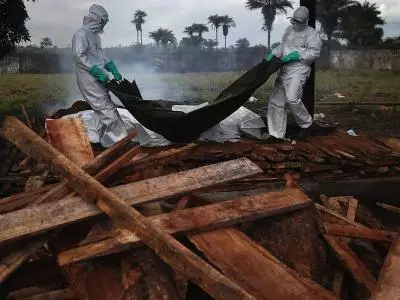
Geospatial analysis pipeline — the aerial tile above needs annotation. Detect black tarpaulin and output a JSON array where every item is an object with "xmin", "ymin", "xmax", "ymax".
[{"xmin": 106, "ymin": 57, "xmax": 283, "ymax": 143}]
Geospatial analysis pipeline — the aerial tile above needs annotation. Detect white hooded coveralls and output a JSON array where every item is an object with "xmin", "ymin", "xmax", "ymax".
[
  {"xmin": 267, "ymin": 10, "xmax": 322, "ymax": 139},
  {"xmin": 72, "ymin": 5, "xmax": 129, "ymax": 147}
]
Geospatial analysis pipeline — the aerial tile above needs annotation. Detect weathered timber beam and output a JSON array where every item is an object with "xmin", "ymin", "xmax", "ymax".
[
  {"xmin": 189, "ymin": 228, "xmax": 336, "ymax": 300},
  {"xmin": 324, "ymin": 223, "xmax": 398, "ymax": 243},
  {"xmin": 0, "ymin": 157, "xmax": 260, "ymax": 243},
  {"xmin": 1, "ymin": 116, "xmax": 259, "ymax": 300},
  {"xmin": 323, "ymin": 234, "xmax": 378, "ymax": 292},
  {"xmin": 58, "ymin": 188, "xmax": 312, "ymax": 265},
  {"xmin": 32, "ymin": 129, "xmax": 139, "ymax": 207},
  {"xmin": 372, "ymin": 241, "xmax": 400, "ymax": 300},
  {"xmin": 376, "ymin": 202, "xmax": 400, "ymax": 215}
]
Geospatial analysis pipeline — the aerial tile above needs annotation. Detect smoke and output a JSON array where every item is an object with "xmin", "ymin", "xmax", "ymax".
[{"xmin": 116, "ymin": 61, "xmax": 189, "ymax": 103}]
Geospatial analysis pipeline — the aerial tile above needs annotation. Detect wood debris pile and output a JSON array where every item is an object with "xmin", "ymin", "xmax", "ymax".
[{"xmin": 0, "ymin": 116, "xmax": 399, "ymax": 300}]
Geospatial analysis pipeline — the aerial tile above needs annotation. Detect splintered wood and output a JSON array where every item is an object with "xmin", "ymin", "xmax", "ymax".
[
  {"xmin": 1, "ymin": 115, "xmax": 400, "ymax": 300},
  {"xmin": 58, "ymin": 188, "xmax": 312, "ymax": 265},
  {"xmin": 45, "ymin": 119, "xmax": 94, "ymax": 167}
]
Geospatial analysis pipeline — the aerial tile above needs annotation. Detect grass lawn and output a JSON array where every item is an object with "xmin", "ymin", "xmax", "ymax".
[{"xmin": 1, "ymin": 70, "xmax": 400, "ymax": 136}]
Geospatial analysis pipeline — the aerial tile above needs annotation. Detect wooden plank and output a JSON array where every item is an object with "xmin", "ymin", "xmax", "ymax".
[
  {"xmin": 0, "ymin": 238, "xmax": 47, "ymax": 283},
  {"xmin": 316, "ymin": 203, "xmax": 364, "ymax": 228},
  {"xmin": 323, "ymin": 234, "xmax": 378, "ymax": 292},
  {"xmin": 372, "ymin": 241, "xmax": 400, "ymax": 300},
  {"xmin": 376, "ymin": 202, "xmax": 400, "ymax": 215},
  {"xmin": 45, "ymin": 118, "xmax": 94, "ymax": 167},
  {"xmin": 0, "ymin": 158, "xmax": 261, "ymax": 243},
  {"xmin": 1, "ymin": 116, "xmax": 258, "ymax": 300},
  {"xmin": 332, "ymin": 198, "xmax": 358, "ymax": 296},
  {"xmin": 58, "ymin": 188, "xmax": 312, "ymax": 265},
  {"xmin": 3, "ymin": 130, "xmax": 139, "ymax": 210},
  {"xmin": 324, "ymin": 223, "xmax": 398, "ymax": 243},
  {"xmin": 0, "ymin": 184, "xmax": 57, "ymax": 214},
  {"xmin": 189, "ymin": 228, "xmax": 336, "ymax": 300},
  {"xmin": 14, "ymin": 288, "xmax": 77, "ymax": 300}
]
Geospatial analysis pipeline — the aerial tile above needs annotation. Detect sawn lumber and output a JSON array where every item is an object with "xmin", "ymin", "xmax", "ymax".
[
  {"xmin": 1, "ymin": 116, "xmax": 260, "ymax": 300},
  {"xmin": 372, "ymin": 241, "xmax": 400, "ymax": 300},
  {"xmin": 58, "ymin": 188, "xmax": 312, "ymax": 265},
  {"xmin": 189, "ymin": 227, "xmax": 336, "ymax": 300},
  {"xmin": 0, "ymin": 156, "xmax": 260, "ymax": 244},
  {"xmin": 324, "ymin": 223, "xmax": 398, "ymax": 242}
]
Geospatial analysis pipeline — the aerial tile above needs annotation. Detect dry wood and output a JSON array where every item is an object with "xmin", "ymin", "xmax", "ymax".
[
  {"xmin": 31, "ymin": 129, "xmax": 139, "ymax": 207},
  {"xmin": 372, "ymin": 241, "xmax": 400, "ymax": 300},
  {"xmin": 58, "ymin": 188, "xmax": 312, "ymax": 265},
  {"xmin": 323, "ymin": 234, "xmax": 378, "ymax": 292},
  {"xmin": 0, "ymin": 238, "xmax": 47, "ymax": 283},
  {"xmin": 0, "ymin": 184, "xmax": 57, "ymax": 214},
  {"xmin": 0, "ymin": 158, "xmax": 260, "ymax": 243},
  {"xmin": 20, "ymin": 104, "xmax": 33, "ymax": 128},
  {"xmin": 316, "ymin": 203, "xmax": 364, "ymax": 228},
  {"xmin": 324, "ymin": 223, "xmax": 398, "ymax": 242},
  {"xmin": 12, "ymin": 288, "xmax": 77, "ymax": 300},
  {"xmin": 332, "ymin": 197, "xmax": 358, "ymax": 296},
  {"xmin": 45, "ymin": 118, "xmax": 94, "ymax": 167},
  {"xmin": 376, "ymin": 202, "xmax": 400, "ymax": 215},
  {"xmin": 189, "ymin": 228, "xmax": 336, "ymax": 300},
  {"xmin": 1, "ymin": 116, "xmax": 259, "ymax": 300}
]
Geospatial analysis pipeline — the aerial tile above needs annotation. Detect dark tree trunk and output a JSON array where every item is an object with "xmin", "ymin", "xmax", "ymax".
[
  {"xmin": 267, "ymin": 30, "xmax": 271, "ymax": 52},
  {"xmin": 140, "ymin": 30, "xmax": 143, "ymax": 45},
  {"xmin": 224, "ymin": 36, "xmax": 227, "ymax": 49},
  {"xmin": 300, "ymin": 0, "xmax": 316, "ymax": 117}
]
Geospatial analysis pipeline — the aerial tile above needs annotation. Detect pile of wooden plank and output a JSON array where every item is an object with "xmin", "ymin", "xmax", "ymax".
[{"xmin": 0, "ymin": 116, "xmax": 399, "ymax": 300}]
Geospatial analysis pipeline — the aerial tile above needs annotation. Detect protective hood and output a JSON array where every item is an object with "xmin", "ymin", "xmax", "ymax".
[
  {"xmin": 83, "ymin": 4, "xmax": 109, "ymax": 33},
  {"xmin": 290, "ymin": 6, "xmax": 309, "ymax": 31}
]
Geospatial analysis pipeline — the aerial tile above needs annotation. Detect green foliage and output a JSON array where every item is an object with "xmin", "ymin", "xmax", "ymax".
[
  {"xmin": 220, "ymin": 15, "xmax": 236, "ymax": 48},
  {"xmin": 149, "ymin": 28, "xmax": 177, "ymax": 47},
  {"xmin": 208, "ymin": 14, "xmax": 226, "ymax": 45},
  {"xmin": 245, "ymin": 0, "xmax": 293, "ymax": 50},
  {"xmin": 131, "ymin": 10, "xmax": 147, "ymax": 45},
  {"xmin": 40, "ymin": 37, "xmax": 53, "ymax": 48},
  {"xmin": 335, "ymin": 1, "xmax": 385, "ymax": 47},
  {"xmin": 0, "ymin": 0, "xmax": 33, "ymax": 59},
  {"xmin": 316, "ymin": 0, "xmax": 356, "ymax": 43},
  {"xmin": 235, "ymin": 38, "xmax": 251, "ymax": 48}
]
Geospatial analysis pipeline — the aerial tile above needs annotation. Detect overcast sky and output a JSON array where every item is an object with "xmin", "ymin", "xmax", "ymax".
[{"xmin": 25, "ymin": 0, "xmax": 400, "ymax": 48}]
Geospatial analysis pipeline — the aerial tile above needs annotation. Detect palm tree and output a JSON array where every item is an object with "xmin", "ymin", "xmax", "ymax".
[
  {"xmin": 220, "ymin": 15, "xmax": 236, "ymax": 49},
  {"xmin": 183, "ymin": 25, "xmax": 195, "ymax": 48},
  {"xmin": 40, "ymin": 37, "xmax": 53, "ymax": 48},
  {"xmin": 203, "ymin": 39, "xmax": 218, "ymax": 50},
  {"xmin": 149, "ymin": 28, "xmax": 177, "ymax": 47},
  {"xmin": 192, "ymin": 23, "xmax": 209, "ymax": 39},
  {"xmin": 208, "ymin": 14, "xmax": 225, "ymax": 46},
  {"xmin": 336, "ymin": 1, "xmax": 385, "ymax": 47},
  {"xmin": 316, "ymin": 0, "xmax": 356, "ymax": 50},
  {"xmin": 183, "ymin": 25, "xmax": 195, "ymax": 39},
  {"xmin": 245, "ymin": 0, "xmax": 293, "ymax": 51},
  {"xmin": 235, "ymin": 38, "xmax": 250, "ymax": 48},
  {"xmin": 131, "ymin": 10, "xmax": 147, "ymax": 45}
]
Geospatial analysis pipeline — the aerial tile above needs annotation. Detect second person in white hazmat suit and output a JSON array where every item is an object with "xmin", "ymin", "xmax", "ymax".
[
  {"xmin": 72, "ymin": 4, "xmax": 129, "ymax": 148},
  {"xmin": 264, "ymin": 6, "xmax": 322, "ymax": 140}
]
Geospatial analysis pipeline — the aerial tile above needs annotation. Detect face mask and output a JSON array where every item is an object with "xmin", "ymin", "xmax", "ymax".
[
  {"xmin": 290, "ymin": 18, "xmax": 308, "ymax": 31},
  {"xmin": 100, "ymin": 17, "xmax": 109, "ymax": 30}
]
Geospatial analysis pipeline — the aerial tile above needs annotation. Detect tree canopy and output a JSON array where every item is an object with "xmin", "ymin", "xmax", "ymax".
[{"xmin": 0, "ymin": 0, "xmax": 35, "ymax": 59}]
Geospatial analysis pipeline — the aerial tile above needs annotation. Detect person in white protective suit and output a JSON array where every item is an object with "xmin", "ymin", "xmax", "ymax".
[
  {"xmin": 264, "ymin": 6, "xmax": 322, "ymax": 140},
  {"xmin": 72, "ymin": 4, "xmax": 130, "ymax": 148}
]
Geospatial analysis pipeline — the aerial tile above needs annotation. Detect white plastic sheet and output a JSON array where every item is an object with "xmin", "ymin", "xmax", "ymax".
[{"xmin": 62, "ymin": 104, "xmax": 268, "ymax": 147}]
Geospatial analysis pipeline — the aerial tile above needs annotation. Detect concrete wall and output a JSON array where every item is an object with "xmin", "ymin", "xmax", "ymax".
[{"xmin": 329, "ymin": 50, "xmax": 400, "ymax": 70}]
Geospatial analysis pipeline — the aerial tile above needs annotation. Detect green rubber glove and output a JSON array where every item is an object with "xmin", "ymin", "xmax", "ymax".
[
  {"xmin": 264, "ymin": 53, "xmax": 275, "ymax": 61},
  {"xmin": 282, "ymin": 51, "xmax": 301, "ymax": 64},
  {"xmin": 89, "ymin": 65, "xmax": 109, "ymax": 83},
  {"xmin": 105, "ymin": 61, "xmax": 122, "ymax": 81}
]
